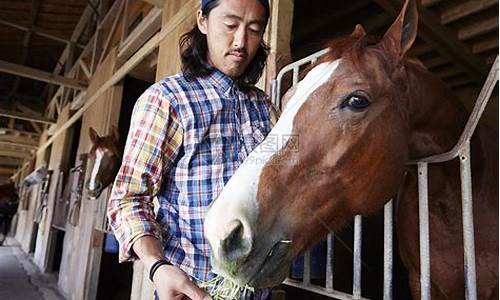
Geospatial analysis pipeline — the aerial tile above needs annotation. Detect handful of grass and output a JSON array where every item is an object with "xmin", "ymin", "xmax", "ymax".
[{"xmin": 198, "ymin": 274, "xmax": 254, "ymax": 300}]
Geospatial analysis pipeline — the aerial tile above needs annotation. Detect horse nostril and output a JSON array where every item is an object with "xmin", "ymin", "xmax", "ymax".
[{"xmin": 221, "ymin": 220, "xmax": 252, "ymax": 261}]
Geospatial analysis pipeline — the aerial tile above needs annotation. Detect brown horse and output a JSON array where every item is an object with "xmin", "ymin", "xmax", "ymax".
[
  {"xmin": 204, "ymin": 0, "xmax": 498, "ymax": 299},
  {"xmin": 86, "ymin": 127, "xmax": 121, "ymax": 199}
]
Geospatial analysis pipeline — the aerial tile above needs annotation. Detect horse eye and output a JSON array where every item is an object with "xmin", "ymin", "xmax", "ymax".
[{"xmin": 341, "ymin": 94, "xmax": 371, "ymax": 111}]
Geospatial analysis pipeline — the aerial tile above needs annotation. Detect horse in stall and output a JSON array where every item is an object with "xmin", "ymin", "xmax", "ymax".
[
  {"xmin": 86, "ymin": 127, "xmax": 122, "ymax": 199},
  {"xmin": 23, "ymin": 165, "xmax": 48, "ymax": 190},
  {"xmin": 0, "ymin": 182, "xmax": 19, "ymax": 245},
  {"xmin": 204, "ymin": 0, "xmax": 498, "ymax": 299}
]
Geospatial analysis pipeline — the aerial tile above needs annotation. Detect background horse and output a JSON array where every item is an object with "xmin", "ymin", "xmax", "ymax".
[
  {"xmin": 86, "ymin": 127, "xmax": 122, "ymax": 199},
  {"xmin": 22, "ymin": 165, "xmax": 48, "ymax": 190},
  {"xmin": 0, "ymin": 182, "xmax": 19, "ymax": 245},
  {"xmin": 204, "ymin": 0, "xmax": 498, "ymax": 299}
]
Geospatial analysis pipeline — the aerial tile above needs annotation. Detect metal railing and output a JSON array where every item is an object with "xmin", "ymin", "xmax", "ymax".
[{"xmin": 271, "ymin": 49, "xmax": 499, "ymax": 300}]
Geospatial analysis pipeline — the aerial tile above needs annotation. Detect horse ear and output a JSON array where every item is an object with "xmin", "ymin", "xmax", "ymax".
[
  {"xmin": 380, "ymin": 0, "xmax": 418, "ymax": 61},
  {"xmin": 89, "ymin": 127, "xmax": 100, "ymax": 144},
  {"xmin": 352, "ymin": 24, "xmax": 367, "ymax": 38}
]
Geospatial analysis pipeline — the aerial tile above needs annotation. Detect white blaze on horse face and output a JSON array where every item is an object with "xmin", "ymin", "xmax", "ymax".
[
  {"xmin": 205, "ymin": 60, "xmax": 341, "ymax": 259},
  {"xmin": 89, "ymin": 149, "xmax": 104, "ymax": 191}
]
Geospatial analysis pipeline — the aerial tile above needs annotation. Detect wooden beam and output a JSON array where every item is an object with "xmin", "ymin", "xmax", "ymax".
[
  {"xmin": 442, "ymin": 0, "xmax": 498, "ymax": 25},
  {"xmin": 37, "ymin": 0, "xmax": 199, "ymax": 156},
  {"xmin": 8, "ymin": 0, "xmax": 42, "ymax": 101},
  {"xmin": 0, "ymin": 109, "xmax": 55, "ymax": 125},
  {"xmin": 98, "ymin": 0, "xmax": 127, "ymax": 65},
  {"xmin": 421, "ymin": 55, "xmax": 450, "ymax": 69},
  {"xmin": 0, "ymin": 60, "xmax": 87, "ymax": 90},
  {"xmin": 42, "ymin": 4, "xmax": 94, "ymax": 110},
  {"xmin": 373, "ymin": 0, "xmax": 489, "ymax": 82},
  {"xmin": 0, "ymin": 128, "xmax": 40, "ymax": 139},
  {"xmin": 118, "ymin": 7, "xmax": 163, "ymax": 60},
  {"xmin": 0, "ymin": 167, "xmax": 17, "ymax": 176},
  {"xmin": 472, "ymin": 37, "xmax": 498, "ymax": 54},
  {"xmin": 0, "ymin": 157, "xmax": 23, "ymax": 167},
  {"xmin": 0, "ymin": 135, "xmax": 38, "ymax": 147},
  {"xmin": 0, "ymin": 150, "xmax": 32, "ymax": 159},
  {"xmin": 0, "ymin": 18, "xmax": 85, "ymax": 48},
  {"xmin": 141, "ymin": 0, "xmax": 164, "ymax": 7},
  {"xmin": 420, "ymin": 0, "xmax": 442, "ymax": 7},
  {"xmin": 0, "ymin": 141, "xmax": 37, "ymax": 150},
  {"xmin": 458, "ymin": 16, "xmax": 498, "ymax": 41}
]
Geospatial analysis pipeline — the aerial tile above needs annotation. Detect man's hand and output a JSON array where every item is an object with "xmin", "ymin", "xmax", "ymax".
[
  {"xmin": 152, "ymin": 264, "xmax": 211, "ymax": 300},
  {"xmin": 131, "ymin": 236, "xmax": 211, "ymax": 300}
]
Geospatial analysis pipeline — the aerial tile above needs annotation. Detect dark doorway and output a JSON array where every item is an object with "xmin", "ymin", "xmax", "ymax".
[{"xmin": 95, "ymin": 75, "xmax": 151, "ymax": 300}]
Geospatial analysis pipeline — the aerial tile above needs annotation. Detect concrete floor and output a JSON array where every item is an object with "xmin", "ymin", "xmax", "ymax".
[{"xmin": 0, "ymin": 238, "xmax": 65, "ymax": 300}]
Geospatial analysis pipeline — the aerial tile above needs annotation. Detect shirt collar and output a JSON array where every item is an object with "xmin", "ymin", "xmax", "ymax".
[{"xmin": 205, "ymin": 67, "xmax": 238, "ymax": 94}]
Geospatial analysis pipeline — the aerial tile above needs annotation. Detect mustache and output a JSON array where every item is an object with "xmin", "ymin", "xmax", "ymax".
[{"xmin": 226, "ymin": 48, "xmax": 248, "ymax": 57}]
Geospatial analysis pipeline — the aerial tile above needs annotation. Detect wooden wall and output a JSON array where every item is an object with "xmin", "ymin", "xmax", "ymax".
[
  {"xmin": 15, "ymin": 131, "xmax": 48, "ymax": 253},
  {"xmin": 33, "ymin": 106, "xmax": 72, "ymax": 272},
  {"xmin": 58, "ymin": 47, "xmax": 123, "ymax": 300}
]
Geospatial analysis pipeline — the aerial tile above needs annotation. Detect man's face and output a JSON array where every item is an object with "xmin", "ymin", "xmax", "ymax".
[{"xmin": 197, "ymin": 0, "xmax": 267, "ymax": 78}]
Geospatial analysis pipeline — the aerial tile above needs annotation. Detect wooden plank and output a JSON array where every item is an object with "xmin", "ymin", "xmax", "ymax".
[
  {"xmin": 118, "ymin": 7, "xmax": 162, "ymax": 60},
  {"xmin": 8, "ymin": 0, "xmax": 42, "ymax": 100},
  {"xmin": 373, "ymin": 0, "xmax": 489, "ymax": 82},
  {"xmin": 458, "ymin": 16, "xmax": 498, "ymax": 40},
  {"xmin": 0, "ymin": 167, "xmax": 17, "ymax": 176},
  {"xmin": 0, "ymin": 150, "xmax": 32, "ymax": 159},
  {"xmin": 98, "ymin": 0, "xmax": 127, "ymax": 65},
  {"xmin": 472, "ymin": 37, "xmax": 498, "ymax": 54},
  {"xmin": 263, "ymin": 0, "xmax": 294, "ymax": 94},
  {"xmin": 434, "ymin": 67, "xmax": 464, "ymax": 79},
  {"xmin": 37, "ymin": 0, "xmax": 199, "ymax": 156},
  {"xmin": 0, "ymin": 60, "xmax": 87, "ymax": 90},
  {"xmin": 0, "ymin": 157, "xmax": 23, "ymax": 167},
  {"xmin": 0, "ymin": 140, "xmax": 37, "ymax": 150},
  {"xmin": 0, "ymin": 128, "xmax": 40, "ymax": 138},
  {"xmin": 0, "ymin": 135, "xmax": 38, "ymax": 147},
  {"xmin": 0, "ymin": 18, "xmax": 85, "ymax": 48},
  {"xmin": 421, "ymin": 0, "xmax": 442, "ymax": 7},
  {"xmin": 141, "ymin": 0, "xmax": 164, "ymax": 7},
  {"xmin": 442, "ymin": 0, "xmax": 498, "ymax": 24},
  {"xmin": 0, "ymin": 109, "xmax": 55, "ymax": 125}
]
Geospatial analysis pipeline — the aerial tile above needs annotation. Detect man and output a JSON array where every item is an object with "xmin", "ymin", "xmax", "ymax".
[{"xmin": 108, "ymin": 0, "xmax": 278, "ymax": 299}]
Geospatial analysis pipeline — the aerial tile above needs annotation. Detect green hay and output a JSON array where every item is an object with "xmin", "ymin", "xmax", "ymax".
[{"xmin": 199, "ymin": 274, "xmax": 254, "ymax": 300}]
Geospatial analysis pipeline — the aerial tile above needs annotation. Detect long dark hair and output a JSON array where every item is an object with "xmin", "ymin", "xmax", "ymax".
[{"xmin": 179, "ymin": 1, "xmax": 269, "ymax": 87}]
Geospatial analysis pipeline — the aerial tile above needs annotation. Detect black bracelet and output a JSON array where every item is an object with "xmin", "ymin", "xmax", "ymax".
[{"xmin": 149, "ymin": 259, "xmax": 171, "ymax": 282}]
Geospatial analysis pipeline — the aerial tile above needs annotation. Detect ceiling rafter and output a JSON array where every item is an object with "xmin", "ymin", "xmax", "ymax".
[
  {"xmin": 373, "ymin": 0, "xmax": 489, "ymax": 84},
  {"xmin": 8, "ymin": 0, "xmax": 42, "ymax": 102}
]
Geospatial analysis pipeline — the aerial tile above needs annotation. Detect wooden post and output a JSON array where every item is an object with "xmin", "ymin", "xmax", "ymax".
[{"xmin": 258, "ymin": 0, "xmax": 294, "ymax": 102}]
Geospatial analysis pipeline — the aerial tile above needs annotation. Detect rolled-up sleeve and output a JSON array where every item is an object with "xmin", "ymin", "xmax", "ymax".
[{"xmin": 107, "ymin": 86, "xmax": 183, "ymax": 263}]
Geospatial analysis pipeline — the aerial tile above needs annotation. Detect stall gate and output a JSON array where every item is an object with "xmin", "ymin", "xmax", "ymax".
[{"xmin": 270, "ymin": 50, "xmax": 499, "ymax": 300}]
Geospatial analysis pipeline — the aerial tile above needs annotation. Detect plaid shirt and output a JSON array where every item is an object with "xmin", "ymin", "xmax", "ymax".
[{"xmin": 107, "ymin": 69, "xmax": 279, "ymax": 294}]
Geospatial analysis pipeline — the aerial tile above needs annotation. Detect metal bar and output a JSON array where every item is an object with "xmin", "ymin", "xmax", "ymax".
[
  {"xmin": 326, "ymin": 233, "xmax": 335, "ymax": 290},
  {"xmin": 284, "ymin": 279, "xmax": 370, "ymax": 300},
  {"xmin": 418, "ymin": 163, "xmax": 431, "ymax": 300},
  {"xmin": 459, "ymin": 141, "xmax": 478, "ymax": 300},
  {"xmin": 353, "ymin": 215, "xmax": 362, "ymax": 299},
  {"xmin": 275, "ymin": 48, "xmax": 330, "ymax": 105},
  {"xmin": 303, "ymin": 250, "xmax": 311, "ymax": 285},
  {"xmin": 292, "ymin": 66, "xmax": 299, "ymax": 86},
  {"xmin": 412, "ymin": 55, "xmax": 498, "ymax": 164},
  {"xmin": 383, "ymin": 200, "xmax": 393, "ymax": 300}
]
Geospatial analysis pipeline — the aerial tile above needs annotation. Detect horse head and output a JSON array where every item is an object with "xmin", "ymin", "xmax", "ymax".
[
  {"xmin": 86, "ymin": 126, "xmax": 121, "ymax": 199},
  {"xmin": 204, "ymin": 0, "xmax": 429, "ymax": 287},
  {"xmin": 23, "ymin": 165, "xmax": 48, "ymax": 190}
]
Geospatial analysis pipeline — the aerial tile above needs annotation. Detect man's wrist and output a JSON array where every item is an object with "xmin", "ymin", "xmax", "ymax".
[{"xmin": 149, "ymin": 259, "xmax": 171, "ymax": 282}]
